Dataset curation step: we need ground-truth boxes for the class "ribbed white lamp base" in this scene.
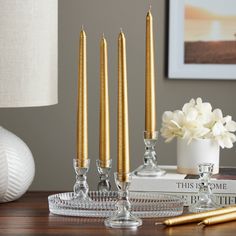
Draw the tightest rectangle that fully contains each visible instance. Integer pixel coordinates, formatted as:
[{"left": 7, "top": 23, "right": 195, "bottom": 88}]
[{"left": 0, "top": 127, "right": 35, "bottom": 202}]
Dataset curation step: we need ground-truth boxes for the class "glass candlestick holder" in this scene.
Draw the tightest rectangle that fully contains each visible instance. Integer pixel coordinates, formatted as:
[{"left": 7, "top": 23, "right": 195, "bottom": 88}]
[
  {"left": 96, "top": 159, "right": 112, "bottom": 192},
  {"left": 189, "top": 163, "right": 220, "bottom": 213},
  {"left": 133, "top": 131, "right": 166, "bottom": 177},
  {"left": 73, "top": 158, "right": 91, "bottom": 202},
  {"left": 104, "top": 172, "right": 142, "bottom": 228}
]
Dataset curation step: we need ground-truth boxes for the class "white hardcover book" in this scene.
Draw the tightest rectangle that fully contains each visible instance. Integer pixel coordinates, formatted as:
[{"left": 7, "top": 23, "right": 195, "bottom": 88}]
[
  {"left": 161, "top": 192, "right": 236, "bottom": 206},
  {"left": 130, "top": 166, "right": 236, "bottom": 194}
]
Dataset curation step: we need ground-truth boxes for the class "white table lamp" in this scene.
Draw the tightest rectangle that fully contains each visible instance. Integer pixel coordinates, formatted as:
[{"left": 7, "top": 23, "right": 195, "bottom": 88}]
[{"left": 0, "top": 0, "right": 58, "bottom": 202}]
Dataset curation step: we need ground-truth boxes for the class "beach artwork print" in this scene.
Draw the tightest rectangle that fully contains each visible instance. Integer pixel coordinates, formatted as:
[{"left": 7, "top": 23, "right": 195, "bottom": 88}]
[{"left": 184, "top": 0, "right": 236, "bottom": 64}]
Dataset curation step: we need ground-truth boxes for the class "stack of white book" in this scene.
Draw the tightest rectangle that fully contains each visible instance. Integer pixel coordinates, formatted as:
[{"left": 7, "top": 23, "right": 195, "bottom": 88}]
[{"left": 130, "top": 166, "right": 236, "bottom": 206}]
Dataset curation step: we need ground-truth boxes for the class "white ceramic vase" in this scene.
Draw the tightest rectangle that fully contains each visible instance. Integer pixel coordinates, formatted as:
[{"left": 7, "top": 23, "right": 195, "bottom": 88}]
[
  {"left": 0, "top": 127, "right": 35, "bottom": 202},
  {"left": 177, "top": 138, "right": 219, "bottom": 175}
]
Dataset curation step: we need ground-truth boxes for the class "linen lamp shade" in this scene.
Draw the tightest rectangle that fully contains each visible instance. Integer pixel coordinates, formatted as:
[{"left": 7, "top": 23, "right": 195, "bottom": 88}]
[{"left": 0, "top": 0, "right": 58, "bottom": 107}]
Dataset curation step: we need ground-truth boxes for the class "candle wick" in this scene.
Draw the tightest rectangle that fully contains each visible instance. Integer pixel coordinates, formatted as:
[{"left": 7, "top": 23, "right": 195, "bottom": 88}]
[
  {"left": 81, "top": 25, "right": 84, "bottom": 31},
  {"left": 197, "top": 222, "right": 204, "bottom": 226},
  {"left": 102, "top": 32, "right": 105, "bottom": 38},
  {"left": 149, "top": 4, "right": 152, "bottom": 12},
  {"left": 120, "top": 28, "right": 123, "bottom": 33},
  {"left": 155, "top": 222, "right": 163, "bottom": 225}
]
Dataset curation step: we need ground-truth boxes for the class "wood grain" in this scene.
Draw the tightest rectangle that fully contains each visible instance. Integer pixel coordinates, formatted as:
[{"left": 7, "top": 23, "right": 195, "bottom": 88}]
[{"left": 0, "top": 192, "right": 235, "bottom": 236}]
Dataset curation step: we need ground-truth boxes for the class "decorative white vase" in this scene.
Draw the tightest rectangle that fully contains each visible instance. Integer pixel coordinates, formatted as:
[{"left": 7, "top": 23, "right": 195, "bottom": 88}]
[
  {"left": 0, "top": 127, "right": 35, "bottom": 202},
  {"left": 177, "top": 138, "right": 219, "bottom": 175}
]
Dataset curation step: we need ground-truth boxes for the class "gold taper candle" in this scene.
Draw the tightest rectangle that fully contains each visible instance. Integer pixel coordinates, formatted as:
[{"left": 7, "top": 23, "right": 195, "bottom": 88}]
[
  {"left": 199, "top": 211, "right": 236, "bottom": 226},
  {"left": 77, "top": 28, "right": 88, "bottom": 167},
  {"left": 156, "top": 206, "right": 236, "bottom": 226},
  {"left": 145, "top": 9, "right": 156, "bottom": 138},
  {"left": 117, "top": 30, "right": 130, "bottom": 182},
  {"left": 99, "top": 35, "right": 110, "bottom": 168}
]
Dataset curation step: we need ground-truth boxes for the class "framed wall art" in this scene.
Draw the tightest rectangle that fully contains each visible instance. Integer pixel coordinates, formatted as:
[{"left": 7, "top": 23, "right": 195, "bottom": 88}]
[{"left": 168, "top": 0, "right": 236, "bottom": 79}]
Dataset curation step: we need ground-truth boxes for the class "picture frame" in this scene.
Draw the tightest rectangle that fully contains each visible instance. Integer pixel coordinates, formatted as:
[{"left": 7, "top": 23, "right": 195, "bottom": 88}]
[{"left": 168, "top": 0, "right": 236, "bottom": 79}]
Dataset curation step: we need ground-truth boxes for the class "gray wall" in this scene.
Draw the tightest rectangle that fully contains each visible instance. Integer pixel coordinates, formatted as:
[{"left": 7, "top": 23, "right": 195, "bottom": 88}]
[{"left": 1, "top": 0, "right": 236, "bottom": 191}]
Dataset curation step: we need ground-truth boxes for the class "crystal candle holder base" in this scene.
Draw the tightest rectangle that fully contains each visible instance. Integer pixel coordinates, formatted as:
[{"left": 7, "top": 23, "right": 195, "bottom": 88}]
[
  {"left": 189, "top": 163, "right": 220, "bottom": 213},
  {"left": 72, "top": 158, "right": 91, "bottom": 202},
  {"left": 104, "top": 173, "right": 142, "bottom": 228},
  {"left": 96, "top": 159, "right": 112, "bottom": 192},
  {"left": 189, "top": 199, "right": 219, "bottom": 213},
  {"left": 133, "top": 131, "right": 166, "bottom": 177},
  {"left": 104, "top": 210, "right": 142, "bottom": 229}
]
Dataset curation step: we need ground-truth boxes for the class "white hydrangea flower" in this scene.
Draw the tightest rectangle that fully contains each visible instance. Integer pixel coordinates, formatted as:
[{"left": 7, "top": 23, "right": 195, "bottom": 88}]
[
  {"left": 161, "top": 110, "right": 184, "bottom": 142},
  {"left": 161, "top": 98, "right": 236, "bottom": 149}
]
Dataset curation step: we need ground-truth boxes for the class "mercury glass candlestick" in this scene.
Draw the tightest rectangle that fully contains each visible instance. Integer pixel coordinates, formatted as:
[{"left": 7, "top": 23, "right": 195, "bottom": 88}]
[
  {"left": 133, "top": 131, "right": 166, "bottom": 177},
  {"left": 104, "top": 173, "right": 142, "bottom": 228},
  {"left": 189, "top": 163, "right": 220, "bottom": 213},
  {"left": 73, "top": 158, "right": 91, "bottom": 201},
  {"left": 96, "top": 159, "right": 112, "bottom": 192}
]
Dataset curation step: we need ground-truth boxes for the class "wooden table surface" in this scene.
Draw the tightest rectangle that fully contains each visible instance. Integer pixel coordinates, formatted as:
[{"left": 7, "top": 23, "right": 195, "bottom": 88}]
[{"left": 0, "top": 192, "right": 235, "bottom": 236}]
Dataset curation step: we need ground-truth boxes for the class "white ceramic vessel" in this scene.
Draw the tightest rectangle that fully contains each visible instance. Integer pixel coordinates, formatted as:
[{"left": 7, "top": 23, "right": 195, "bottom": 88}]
[
  {"left": 0, "top": 127, "right": 35, "bottom": 202},
  {"left": 177, "top": 138, "right": 219, "bottom": 175}
]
